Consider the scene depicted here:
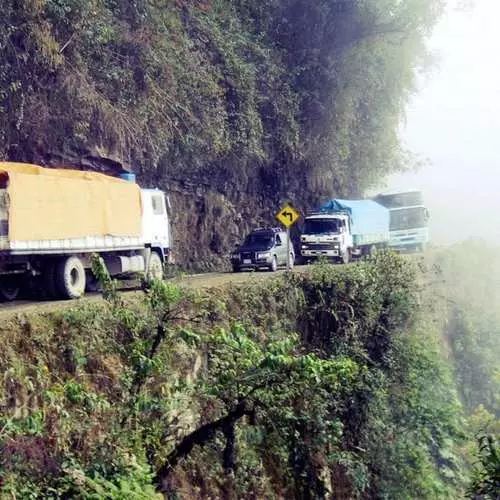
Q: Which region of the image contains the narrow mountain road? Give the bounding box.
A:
[0,252,427,319]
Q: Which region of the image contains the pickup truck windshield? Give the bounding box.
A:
[304,219,340,234]
[244,233,274,247]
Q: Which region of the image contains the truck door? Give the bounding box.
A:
[141,190,171,251]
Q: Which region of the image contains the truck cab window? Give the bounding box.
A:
[152,195,164,215]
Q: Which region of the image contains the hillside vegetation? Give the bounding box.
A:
[3,250,498,499]
[0,0,443,267]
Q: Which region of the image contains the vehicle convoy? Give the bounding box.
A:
[231,227,295,272]
[372,190,429,252]
[300,199,390,263]
[0,162,172,301]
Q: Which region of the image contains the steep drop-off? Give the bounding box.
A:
[0,0,442,268]
[0,253,480,498]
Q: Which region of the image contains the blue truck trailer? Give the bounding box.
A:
[300,199,390,263]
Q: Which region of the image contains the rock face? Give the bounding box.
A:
[0,1,442,269]
[132,157,321,270]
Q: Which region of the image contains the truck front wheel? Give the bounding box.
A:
[148,251,164,281]
[56,256,86,299]
[341,250,350,265]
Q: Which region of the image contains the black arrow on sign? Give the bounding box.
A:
[281,210,293,222]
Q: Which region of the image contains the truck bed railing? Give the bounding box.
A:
[252,227,282,233]
[305,209,351,217]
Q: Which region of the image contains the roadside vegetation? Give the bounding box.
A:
[1,1,442,210]
[2,248,498,498]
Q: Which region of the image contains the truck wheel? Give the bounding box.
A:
[341,251,350,265]
[56,256,86,299]
[232,264,241,273]
[269,256,278,272]
[0,277,20,301]
[148,251,164,280]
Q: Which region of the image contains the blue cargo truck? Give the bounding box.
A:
[300,199,390,263]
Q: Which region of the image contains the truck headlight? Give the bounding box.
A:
[257,252,271,259]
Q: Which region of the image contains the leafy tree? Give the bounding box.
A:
[467,433,500,499]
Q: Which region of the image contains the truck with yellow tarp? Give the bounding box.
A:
[0,162,172,300]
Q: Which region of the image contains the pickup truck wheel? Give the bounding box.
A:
[56,256,86,299]
[232,264,241,273]
[269,256,278,272]
[148,251,164,280]
[0,277,20,301]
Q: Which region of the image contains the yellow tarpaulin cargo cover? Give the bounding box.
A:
[0,162,142,241]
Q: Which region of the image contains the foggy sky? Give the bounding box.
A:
[373,0,500,245]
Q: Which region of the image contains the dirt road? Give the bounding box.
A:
[0,266,310,319]
[0,252,426,319]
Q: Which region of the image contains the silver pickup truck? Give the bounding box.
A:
[231,227,295,272]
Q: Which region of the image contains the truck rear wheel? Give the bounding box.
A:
[56,256,86,299]
[0,277,20,301]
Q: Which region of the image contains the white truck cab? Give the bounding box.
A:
[141,189,172,262]
[301,212,353,264]
[300,200,390,264]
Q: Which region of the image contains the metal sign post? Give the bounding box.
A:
[286,227,291,271]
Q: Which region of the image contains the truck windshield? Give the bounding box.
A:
[244,233,274,247]
[374,191,423,208]
[390,207,428,231]
[304,219,339,234]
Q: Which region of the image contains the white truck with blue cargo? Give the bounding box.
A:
[373,190,429,253]
[0,162,172,301]
[300,199,390,264]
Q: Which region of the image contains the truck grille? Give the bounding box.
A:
[305,243,337,251]
[241,251,254,260]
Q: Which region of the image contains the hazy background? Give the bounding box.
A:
[370,0,500,246]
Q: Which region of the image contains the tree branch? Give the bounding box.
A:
[154,400,253,492]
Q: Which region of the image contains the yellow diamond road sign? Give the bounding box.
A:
[276,204,300,228]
